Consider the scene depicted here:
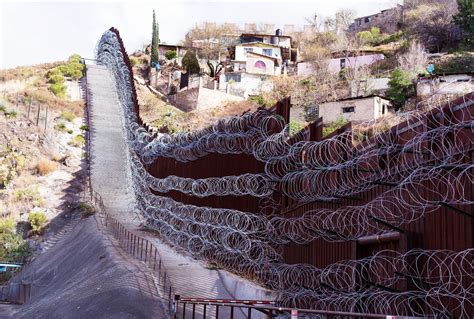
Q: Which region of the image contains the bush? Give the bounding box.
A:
[386,68,414,109]
[165,50,177,60]
[49,82,67,98]
[182,51,200,74]
[129,56,139,66]
[323,116,349,136]
[28,211,48,234]
[79,124,89,131]
[15,186,43,206]
[248,94,274,108]
[37,158,58,176]
[357,27,382,45]
[288,121,306,136]
[79,202,95,217]
[60,109,75,122]
[55,122,67,131]
[0,232,29,264]
[0,218,16,234]
[69,134,85,147]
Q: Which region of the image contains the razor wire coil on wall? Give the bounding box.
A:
[96,28,474,317]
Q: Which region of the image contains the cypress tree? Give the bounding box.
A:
[150,10,160,65]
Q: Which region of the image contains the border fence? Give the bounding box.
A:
[93,27,473,318]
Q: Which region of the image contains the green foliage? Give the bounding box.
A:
[182,51,200,74]
[0,150,27,188]
[288,121,305,136]
[165,50,177,60]
[28,211,48,234]
[67,129,73,134]
[79,202,95,217]
[49,82,67,98]
[387,68,414,109]
[80,124,89,131]
[55,122,67,132]
[15,186,43,206]
[323,116,349,136]
[379,31,404,45]
[0,232,29,263]
[129,56,139,66]
[60,109,75,122]
[69,134,85,147]
[0,218,15,234]
[248,94,274,108]
[46,54,84,97]
[453,0,474,44]
[357,27,382,45]
[151,10,160,65]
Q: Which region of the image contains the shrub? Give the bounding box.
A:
[288,121,305,136]
[37,158,58,176]
[49,82,67,98]
[55,122,67,131]
[357,27,382,45]
[323,116,349,136]
[182,51,200,74]
[15,186,43,206]
[248,94,274,108]
[28,211,48,234]
[0,218,16,234]
[165,50,177,60]
[79,124,89,131]
[67,129,73,134]
[387,68,414,109]
[0,232,29,263]
[69,134,85,147]
[60,109,75,122]
[129,56,139,66]
[79,202,95,217]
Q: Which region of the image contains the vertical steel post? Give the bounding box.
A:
[203,304,206,318]
[192,304,196,319]
[247,307,252,319]
[230,306,234,319]
[215,305,219,319]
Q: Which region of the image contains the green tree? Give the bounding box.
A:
[182,50,200,74]
[453,0,474,44]
[165,50,177,60]
[386,68,414,109]
[150,10,160,65]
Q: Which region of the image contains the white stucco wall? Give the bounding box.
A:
[235,45,282,62]
[219,72,273,98]
[297,54,385,76]
[319,96,391,123]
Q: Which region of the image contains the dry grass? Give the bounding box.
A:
[37,158,58,176]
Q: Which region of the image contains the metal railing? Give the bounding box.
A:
[173,296,393,319]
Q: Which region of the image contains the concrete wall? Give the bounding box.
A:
[417,75,474,97]
[246,55,278,76]
[219,72,273,98]
[197,87,244,110]
[235,45,282,62]
[319,96,391,123]
[297,54,385,76]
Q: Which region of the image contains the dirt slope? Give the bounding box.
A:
[3,216,165,318]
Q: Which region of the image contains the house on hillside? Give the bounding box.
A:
[348,5,403,34]
[157,44,195,60]
[220,29,298,98]
[297,50,385,76]
[417,72,474,101]
[318,95,393,123]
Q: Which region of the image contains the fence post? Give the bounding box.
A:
[36,103,41,126]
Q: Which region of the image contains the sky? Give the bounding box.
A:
[0,0,402,69]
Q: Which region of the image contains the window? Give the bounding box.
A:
[225,74,241,82]
[254,61,266,70]
[342,106,355,113]
[262,48,273,56]
[340,58,346,70]
[244,48,253,54]
[382,104,386,114]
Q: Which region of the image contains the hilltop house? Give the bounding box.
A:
[219,30,298,98]
[318,95,393,123]
[416,72,474,101]
[348,5,403,34]
[297,50,385,76]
